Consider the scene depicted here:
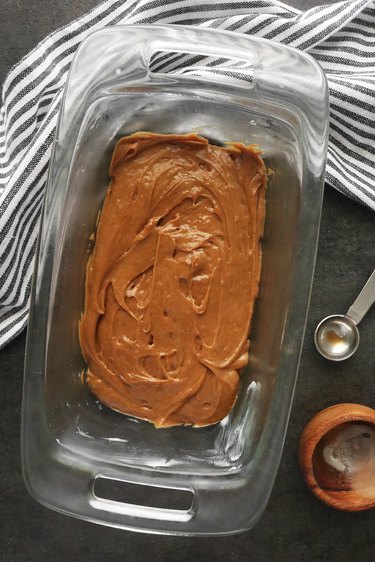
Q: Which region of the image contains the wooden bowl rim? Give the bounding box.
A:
[298,403,375,511]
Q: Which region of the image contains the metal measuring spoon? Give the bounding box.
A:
[315,269,375,361]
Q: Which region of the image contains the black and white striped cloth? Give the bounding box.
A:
[0,0,374,348]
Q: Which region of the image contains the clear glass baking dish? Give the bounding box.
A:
[22,25,328,536]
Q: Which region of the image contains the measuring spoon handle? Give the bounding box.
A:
[347,269,375,325]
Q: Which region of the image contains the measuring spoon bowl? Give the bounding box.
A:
[314,314,360,361]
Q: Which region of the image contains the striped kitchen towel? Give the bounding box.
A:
[0,0,374,348]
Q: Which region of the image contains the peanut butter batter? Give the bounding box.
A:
[79,132,266,428]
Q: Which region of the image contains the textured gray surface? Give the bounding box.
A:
[1,1,375,561]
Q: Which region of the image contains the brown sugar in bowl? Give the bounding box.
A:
[298,403,375,511]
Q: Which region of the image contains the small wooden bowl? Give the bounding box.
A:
[299,403,375,511]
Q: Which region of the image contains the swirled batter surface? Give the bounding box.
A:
[79,132,266,428]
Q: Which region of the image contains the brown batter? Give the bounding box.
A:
[79,132,266,428]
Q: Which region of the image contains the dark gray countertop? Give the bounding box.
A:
[1,1,375,561]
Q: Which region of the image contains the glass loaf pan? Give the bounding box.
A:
[22,25,328,535]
